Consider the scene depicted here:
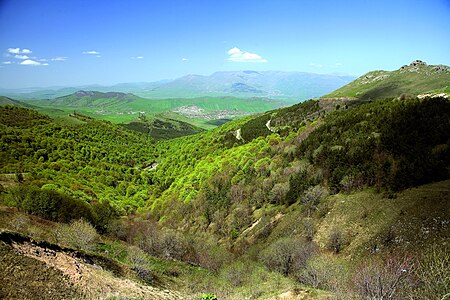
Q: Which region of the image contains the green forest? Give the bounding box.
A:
[1,95,449,299]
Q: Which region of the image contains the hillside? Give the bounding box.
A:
[0,93,449,298]
[325,60,450,100]
[0,96,36,108]
[40,90,143,108]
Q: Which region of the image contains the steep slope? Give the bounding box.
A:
[325,60,450,99]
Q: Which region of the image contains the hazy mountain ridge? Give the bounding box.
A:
[0,71,355,101]
[147,71,355,100]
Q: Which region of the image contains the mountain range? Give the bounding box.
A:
[0,71,355,102]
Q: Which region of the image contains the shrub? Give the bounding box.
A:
[352,255,415,300]
[91,200,119,234]
[55,219,98,251]
[260,237,317,276]
[301,185,326,216]
[221,261,249,287]
[127,246,153,284]
[410,245,450,299]
[296,255,346,292]
[192,235,231,273]
[327,227,343,254]
[302,218,315,241]
[269,182,289,204]
[159,229,189,260]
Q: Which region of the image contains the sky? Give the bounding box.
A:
[0,0,449,89]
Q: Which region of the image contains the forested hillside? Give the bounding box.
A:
[1,96,449,299]
[0,106,157,211]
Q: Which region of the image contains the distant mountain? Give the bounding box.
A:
[325,60,450,100]
[0,71,355,102]
[142,71,355,101]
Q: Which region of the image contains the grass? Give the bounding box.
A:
[314,179,450,257]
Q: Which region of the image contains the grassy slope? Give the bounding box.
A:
[325,62,450,99]
[313,180,450,256]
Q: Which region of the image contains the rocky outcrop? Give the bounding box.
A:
[433,65,450,72]
[409,59,427,67]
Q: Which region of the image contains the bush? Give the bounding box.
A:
[410,245,450,299]
[127,246,153,284]
[327,227,343,254]
[192,235,231,273]
[301,185,326,216]
[297,255,346,292]
[159,229,189,260]
[55,219,99,251]
[91,200,119,234]
[260,237,317,276]
[352,255,415,300]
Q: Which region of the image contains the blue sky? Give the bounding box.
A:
[0,0,449,88]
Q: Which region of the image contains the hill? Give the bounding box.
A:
[0,96,36,108]
[43,90,143,108]
[325,60,450,100]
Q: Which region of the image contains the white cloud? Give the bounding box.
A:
[20,59,48,66]
[2,61,12,64]
[131,56,144,59]
[8,47,32,54]
[82,50,100,55]
[15,54,29,60]
[227,47,241,55]
[181,58,188,61]
[8,48,21,54]
[51,57,67,61]
[227,47,267,63]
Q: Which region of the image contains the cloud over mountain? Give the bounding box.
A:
[227,47,267,63]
